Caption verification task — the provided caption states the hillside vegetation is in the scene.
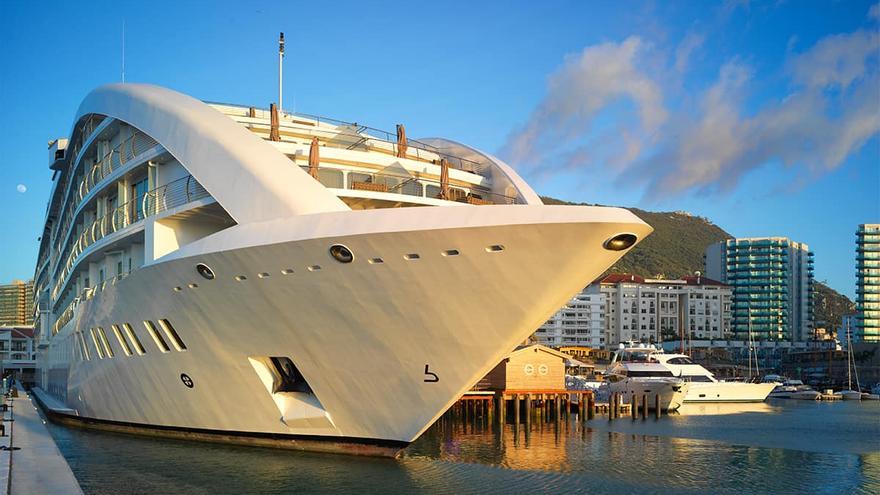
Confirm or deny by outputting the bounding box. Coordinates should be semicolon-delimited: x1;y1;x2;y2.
541;196;852;330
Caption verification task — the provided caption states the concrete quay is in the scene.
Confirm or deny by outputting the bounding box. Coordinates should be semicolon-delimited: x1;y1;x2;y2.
1;389;83;495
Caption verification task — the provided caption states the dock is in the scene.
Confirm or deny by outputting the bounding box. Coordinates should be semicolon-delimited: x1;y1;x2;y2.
447;390;669;426
4;388;83;495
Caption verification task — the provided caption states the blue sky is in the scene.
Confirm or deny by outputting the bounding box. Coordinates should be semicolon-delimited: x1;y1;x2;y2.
0;0;877;299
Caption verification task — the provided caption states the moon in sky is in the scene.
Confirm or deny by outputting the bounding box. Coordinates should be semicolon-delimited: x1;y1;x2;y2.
16;184;27;193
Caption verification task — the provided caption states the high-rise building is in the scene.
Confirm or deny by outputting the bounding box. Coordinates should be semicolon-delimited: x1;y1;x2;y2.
855;224;880;342
0;280;34;326
535;292;605;348
585;273;731;347
705;238;814;342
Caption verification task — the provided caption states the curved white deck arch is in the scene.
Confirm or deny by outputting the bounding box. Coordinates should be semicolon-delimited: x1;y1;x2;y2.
75;84;349;224
416;137;544;206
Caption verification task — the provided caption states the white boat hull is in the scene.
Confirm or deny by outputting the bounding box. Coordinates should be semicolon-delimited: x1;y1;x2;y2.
43;205;650;454
684;382;776;403
608;379;688;411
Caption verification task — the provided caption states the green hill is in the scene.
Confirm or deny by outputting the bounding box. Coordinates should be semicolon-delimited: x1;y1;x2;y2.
541;196;852;331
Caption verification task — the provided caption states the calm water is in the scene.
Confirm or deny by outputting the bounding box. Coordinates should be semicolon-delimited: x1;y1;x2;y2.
42;400;879;494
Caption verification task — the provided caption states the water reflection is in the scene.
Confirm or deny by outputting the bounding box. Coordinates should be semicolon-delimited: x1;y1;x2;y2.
675;402;778;416
43;402;879;494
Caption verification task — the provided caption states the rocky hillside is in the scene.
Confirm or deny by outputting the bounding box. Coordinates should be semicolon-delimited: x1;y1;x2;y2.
541;196;852;330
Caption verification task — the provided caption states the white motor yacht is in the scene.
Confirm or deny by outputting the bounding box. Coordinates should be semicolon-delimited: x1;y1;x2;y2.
768;380;820;400
606;346;688;411
647;349;775;403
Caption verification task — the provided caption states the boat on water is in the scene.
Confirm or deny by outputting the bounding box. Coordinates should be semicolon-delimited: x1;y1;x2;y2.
30;83;652;456
605;346;688;411
768;380;821;400
627;345;775;403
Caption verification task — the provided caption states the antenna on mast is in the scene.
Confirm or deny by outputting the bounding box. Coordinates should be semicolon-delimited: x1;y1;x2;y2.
278;32;284;115
122;20;126;83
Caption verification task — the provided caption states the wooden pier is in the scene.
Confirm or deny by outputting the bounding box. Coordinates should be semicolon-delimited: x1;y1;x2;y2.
445;390;669;425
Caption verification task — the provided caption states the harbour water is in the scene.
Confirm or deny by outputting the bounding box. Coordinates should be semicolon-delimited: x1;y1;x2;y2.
43;400;878;494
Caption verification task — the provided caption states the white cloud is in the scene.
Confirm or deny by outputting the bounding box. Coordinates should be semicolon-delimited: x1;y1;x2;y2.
675;32;705;73
789;31;879;89
16;184;26;193
502;27;880;200
501;36;666;174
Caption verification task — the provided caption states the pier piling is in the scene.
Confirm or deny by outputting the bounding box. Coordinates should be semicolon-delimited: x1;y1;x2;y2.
654;394;661;419
514;394;520;425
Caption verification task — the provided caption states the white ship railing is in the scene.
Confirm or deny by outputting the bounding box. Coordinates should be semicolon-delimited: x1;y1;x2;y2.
52;129;159;273
51;175;210;303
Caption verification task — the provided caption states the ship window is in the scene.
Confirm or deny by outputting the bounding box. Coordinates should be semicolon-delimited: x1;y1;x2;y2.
123;323;146;355
308;265;321;271
368;257;384;264
188;283;198;289
685;375;714;383
258;272;270;278
270;357;312;394
158;319;187;351
97;327;114;358
426;184;441;199
143;320;170;353
667;357;695;365
486;245;505;252
173;286;183;292
317;169;344;188
404;253;420;260
78;331;91;361
281;268;295;275
235;275;247;281
442;249;460;257
111;324;132;356
625;370;674;378
89;328;105;359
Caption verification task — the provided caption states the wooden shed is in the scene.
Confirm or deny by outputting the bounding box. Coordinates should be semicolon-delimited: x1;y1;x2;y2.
477;344;571;391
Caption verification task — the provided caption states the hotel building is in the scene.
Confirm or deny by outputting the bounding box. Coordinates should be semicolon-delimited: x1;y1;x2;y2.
0;280;34;326
856;224;880;342
534;292;605;348
705;237;814;342
578;274;731;347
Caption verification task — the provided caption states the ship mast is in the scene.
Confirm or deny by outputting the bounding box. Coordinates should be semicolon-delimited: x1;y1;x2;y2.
278;32;285;115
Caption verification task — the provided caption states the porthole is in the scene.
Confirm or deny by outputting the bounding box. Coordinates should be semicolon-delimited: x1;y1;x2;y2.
368;258;384;264
258;272;270;278
234;275;247;281
404;253;420;260
524;364;535;375
281;268;295;275
308;265;322;271
188;283;198;289
173;286;183;292
603;233;637;251
196;263;215;280
442;249;460;257
329;244;354;263
486;245;504;252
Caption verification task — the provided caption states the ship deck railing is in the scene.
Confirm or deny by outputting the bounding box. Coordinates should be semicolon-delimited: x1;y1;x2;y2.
51;175;210;308
209;101;492;176
303;166;521;205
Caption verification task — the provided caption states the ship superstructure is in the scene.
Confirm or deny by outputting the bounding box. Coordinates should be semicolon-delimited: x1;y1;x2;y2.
32;83;651;455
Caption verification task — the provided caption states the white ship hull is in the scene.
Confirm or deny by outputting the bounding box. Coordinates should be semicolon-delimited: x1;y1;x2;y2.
45;205;650;454
684;382;775;403
608;378;688;411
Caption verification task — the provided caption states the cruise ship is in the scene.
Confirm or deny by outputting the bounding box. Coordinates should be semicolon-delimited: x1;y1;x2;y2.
31;83;652;456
